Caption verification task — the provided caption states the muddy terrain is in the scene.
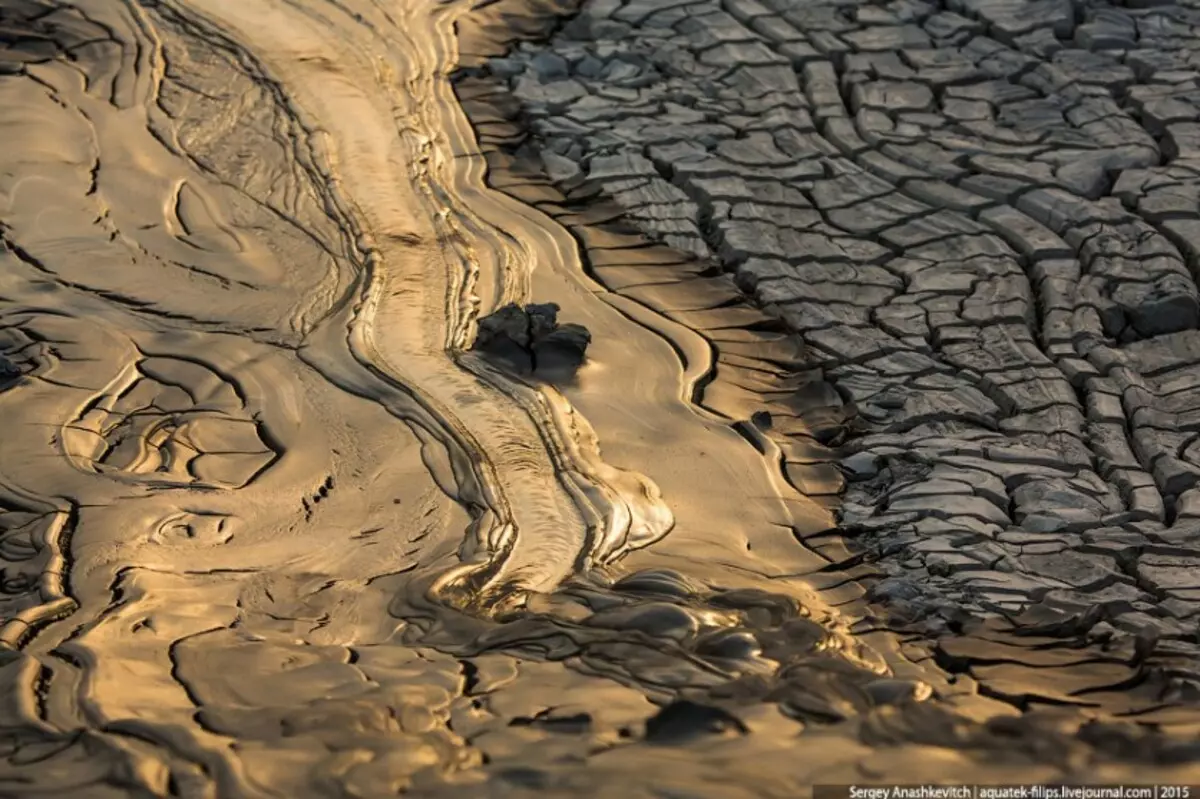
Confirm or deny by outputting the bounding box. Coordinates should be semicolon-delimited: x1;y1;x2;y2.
1;0;1199;796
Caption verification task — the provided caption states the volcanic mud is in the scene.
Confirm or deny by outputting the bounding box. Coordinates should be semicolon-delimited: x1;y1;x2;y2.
0;0;1197;795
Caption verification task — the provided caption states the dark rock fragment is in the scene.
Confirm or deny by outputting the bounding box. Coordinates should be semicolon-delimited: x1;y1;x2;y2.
1078;720;1200;764
472;302;591;378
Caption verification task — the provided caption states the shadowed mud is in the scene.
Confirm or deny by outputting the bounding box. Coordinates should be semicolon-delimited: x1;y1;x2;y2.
1;0;1199;795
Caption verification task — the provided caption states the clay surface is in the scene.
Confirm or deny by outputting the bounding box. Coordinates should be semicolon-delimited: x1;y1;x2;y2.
0;0;1199;795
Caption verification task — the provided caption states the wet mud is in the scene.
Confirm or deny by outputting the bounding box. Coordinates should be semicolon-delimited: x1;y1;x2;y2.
0;0;1198;796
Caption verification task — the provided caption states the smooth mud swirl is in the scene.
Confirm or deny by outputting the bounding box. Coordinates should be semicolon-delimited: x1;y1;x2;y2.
165;0;676;603
2;0;1199;796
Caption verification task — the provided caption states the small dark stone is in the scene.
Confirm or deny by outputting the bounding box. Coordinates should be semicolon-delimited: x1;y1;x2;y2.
531;323;591;377
525;302;560;340
1128;291;1200;339
475;304;533;348
1007;601;1108;638
474;304;535;372
779;617;828;651
1097;300;1126;339
472;302;591;378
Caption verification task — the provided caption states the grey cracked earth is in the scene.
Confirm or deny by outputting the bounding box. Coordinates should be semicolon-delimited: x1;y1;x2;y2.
3;0;1200;795
468;0;1200;703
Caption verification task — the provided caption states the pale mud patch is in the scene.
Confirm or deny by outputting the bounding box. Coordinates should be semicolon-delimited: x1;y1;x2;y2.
0;0;1194;796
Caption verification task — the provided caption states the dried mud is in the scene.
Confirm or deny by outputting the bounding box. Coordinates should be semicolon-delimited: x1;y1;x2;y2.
0;0;1197;796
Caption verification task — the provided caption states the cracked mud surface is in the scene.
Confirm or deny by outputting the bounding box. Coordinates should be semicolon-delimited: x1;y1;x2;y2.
458;0;1200;779
2;0;1200;795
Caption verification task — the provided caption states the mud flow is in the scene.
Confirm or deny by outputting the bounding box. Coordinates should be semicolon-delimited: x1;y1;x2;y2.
1;0;1199;796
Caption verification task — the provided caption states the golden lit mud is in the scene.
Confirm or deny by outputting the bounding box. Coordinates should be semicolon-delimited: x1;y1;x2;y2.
0;0;1198;795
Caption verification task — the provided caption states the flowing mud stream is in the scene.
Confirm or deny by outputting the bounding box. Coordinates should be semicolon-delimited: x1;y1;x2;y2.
2;0;1198;796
